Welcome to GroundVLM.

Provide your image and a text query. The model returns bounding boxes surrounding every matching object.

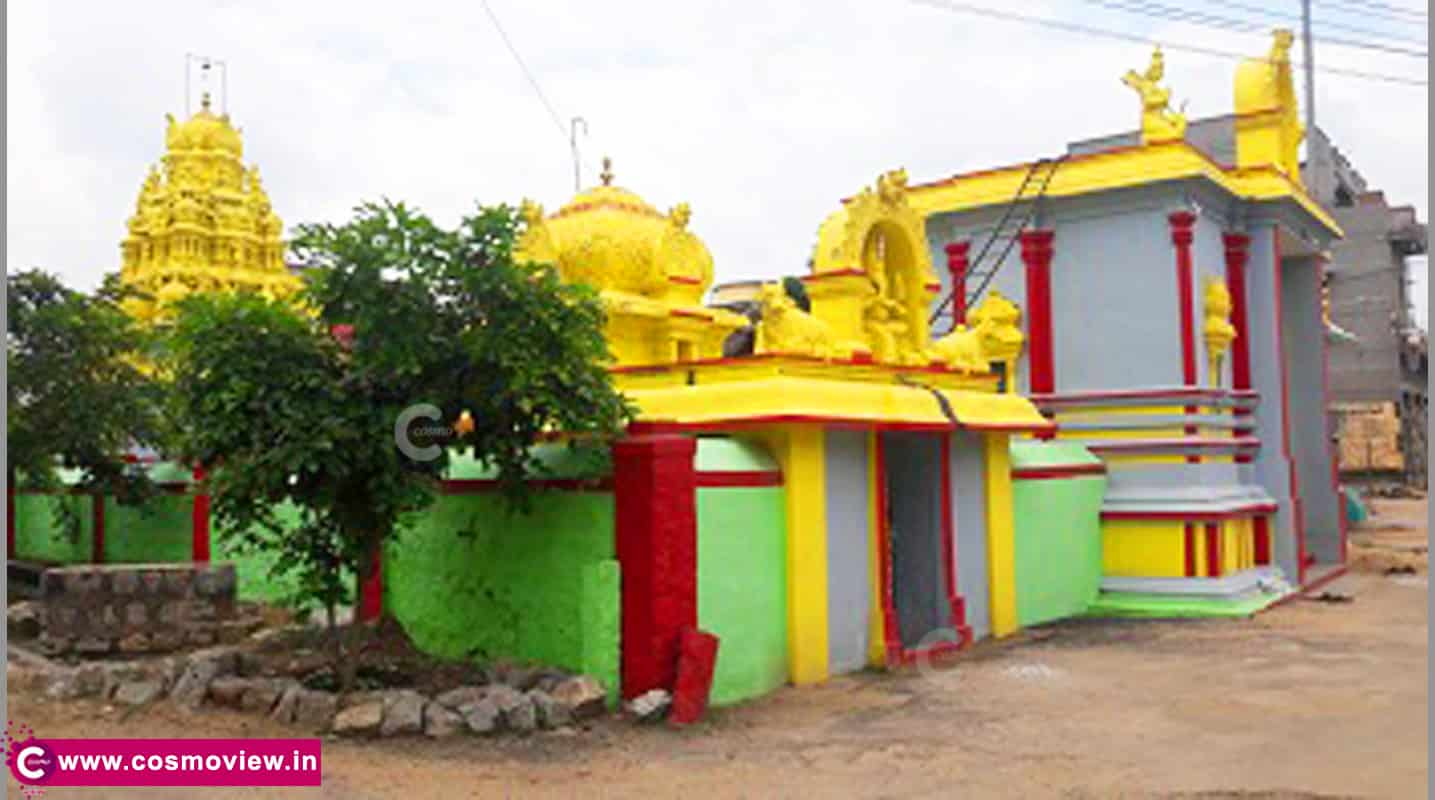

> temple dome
[516,158,714,304]
[165,95,243,158]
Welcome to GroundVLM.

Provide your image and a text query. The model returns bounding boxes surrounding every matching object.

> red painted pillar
[1170,212,1199,568]
[613,432,698,700]
[7,480,15,560]
[359,546,384,622]
[91,492,106,563]
[1253,516,1271,566]
[1204,522,1222,578]
[1223,233,1253,391]
[944,240,971,326]
[1169,211,1199,387]
[1019,229,1056,394]
[191,467,211,562]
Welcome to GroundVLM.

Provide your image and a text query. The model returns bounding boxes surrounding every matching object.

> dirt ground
[7,499,1428,799]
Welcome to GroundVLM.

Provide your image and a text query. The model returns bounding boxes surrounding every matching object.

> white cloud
[7,0,1427,298]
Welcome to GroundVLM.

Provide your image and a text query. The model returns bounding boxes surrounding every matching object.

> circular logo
[11,739,57,785]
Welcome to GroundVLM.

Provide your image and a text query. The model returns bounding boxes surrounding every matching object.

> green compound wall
[11,463,303,604]
[695,437,788,707]
[1011,442,1107,627]
[382,447,621,699]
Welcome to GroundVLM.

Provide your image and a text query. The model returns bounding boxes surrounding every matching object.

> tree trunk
[337,535,379,693]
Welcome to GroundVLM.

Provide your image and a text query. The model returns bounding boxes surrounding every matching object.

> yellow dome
[516,158,714,303]
[165,95,243,158]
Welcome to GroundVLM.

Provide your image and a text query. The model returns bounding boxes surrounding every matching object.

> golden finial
[600,156,614,186]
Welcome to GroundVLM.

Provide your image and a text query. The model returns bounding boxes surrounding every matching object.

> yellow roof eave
[908,141,1341,238]
[625,376,1053,433]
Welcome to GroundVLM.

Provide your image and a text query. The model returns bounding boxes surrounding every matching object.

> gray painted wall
[1243,221,1301,580]
[824,430,871,675]
[949,430,990,640]
[881,432,950,649]
[927,184,1217,393]
[1281,256,1344,564]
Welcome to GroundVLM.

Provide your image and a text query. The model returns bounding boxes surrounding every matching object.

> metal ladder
[930,155,1065,334]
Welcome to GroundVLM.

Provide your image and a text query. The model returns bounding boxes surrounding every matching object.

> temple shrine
[12,31,1350,708]
[118,92,300,322]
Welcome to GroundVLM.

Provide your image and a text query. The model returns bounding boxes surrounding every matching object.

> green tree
[166,201,631,688]
[7,270,167,542]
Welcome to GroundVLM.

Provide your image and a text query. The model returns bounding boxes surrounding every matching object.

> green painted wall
[1011,442,1107,627]
[11,463,301,604]
[695,437,788,707]
[13,493,93,563]
[383,490,619,694]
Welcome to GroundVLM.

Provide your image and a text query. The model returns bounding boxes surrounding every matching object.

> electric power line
[479,0,570,141]
[1198,0,1428,46]
[1316,0,1428,23]
[906,0,1428,86]
[1075,0,1428,58]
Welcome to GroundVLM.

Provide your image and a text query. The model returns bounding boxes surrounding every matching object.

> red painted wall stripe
[1225,233,1255,464]
[1021,229,1057,395]
[873,438,903,659]
[1012,464,1108,480]
[1101,504,1278,521]
[694,471,782,488]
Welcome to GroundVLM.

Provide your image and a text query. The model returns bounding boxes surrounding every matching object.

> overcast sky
[7,0,1428,327]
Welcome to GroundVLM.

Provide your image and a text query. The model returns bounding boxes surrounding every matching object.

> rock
[241,680,292,714]
[7,665,49,693]
[170,657,223,708]
[117,633,153,653]
[332,702,383,737]
[460,697,502,735]
[100,663,154,699]
[625,689,671,723]
[505,693,537,733]
[270,684,302,723]
[8,602,41,639]
[529,690,571,729]
[551,675,608,721]
[338,690,385,710]
[74,636,114,656]
[379,690,425,737]
[218,618,264,645]
[435,686,488,710]
[37,633,73,657]
[74,664,107,696]
[188,646,241,677]
[207,677,254,708]
[291,689,338,732]
[114,680,164,706]
[423,702,464,739]
[45,670,83,700]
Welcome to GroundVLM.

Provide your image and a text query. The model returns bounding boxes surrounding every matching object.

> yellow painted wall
[1103,520,1187,577]
[983,433,1018,637]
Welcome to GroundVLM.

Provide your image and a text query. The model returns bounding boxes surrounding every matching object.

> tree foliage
[7,269,167,511]
[166,201,631,681]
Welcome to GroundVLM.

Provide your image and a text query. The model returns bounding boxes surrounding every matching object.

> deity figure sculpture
[756,283,834,358]
[1122,47,1187,143]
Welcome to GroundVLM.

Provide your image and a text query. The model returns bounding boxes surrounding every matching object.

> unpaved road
[9,499,1428,799]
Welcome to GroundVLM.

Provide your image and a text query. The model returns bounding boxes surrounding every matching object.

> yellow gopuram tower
[119,92,300,322]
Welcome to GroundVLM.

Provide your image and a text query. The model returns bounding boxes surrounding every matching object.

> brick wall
[37,563,237,657]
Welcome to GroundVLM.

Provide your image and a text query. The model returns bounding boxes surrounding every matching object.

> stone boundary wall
[37,563,238,656]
